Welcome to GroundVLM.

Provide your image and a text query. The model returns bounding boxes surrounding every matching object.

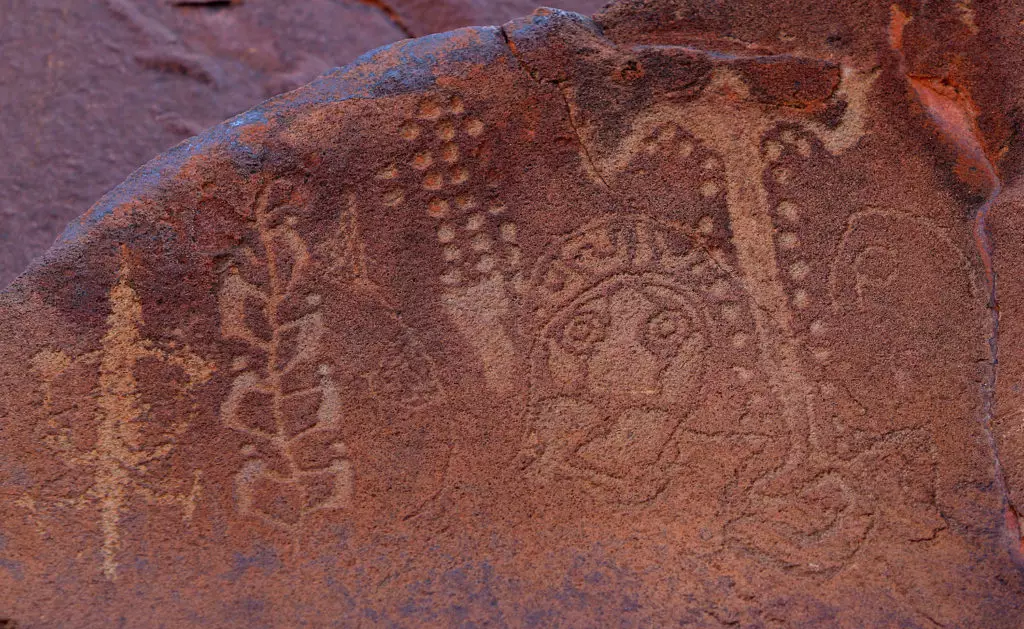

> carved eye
[559,303,609,355]
[643,309,692,358]
[854,246,897,284]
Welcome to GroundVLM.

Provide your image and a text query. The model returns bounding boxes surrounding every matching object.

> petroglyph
[322,193,391,304]
[218,182,353,531]
[385,94,522,395]
[32,251,213,580]
[5,3,1023,623]
[580,63,882,562]
[368,330,443,411]
[520,215,777,504]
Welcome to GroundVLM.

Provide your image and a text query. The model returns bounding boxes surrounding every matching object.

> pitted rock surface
[2,1,1024,626]
[0,0,607,288]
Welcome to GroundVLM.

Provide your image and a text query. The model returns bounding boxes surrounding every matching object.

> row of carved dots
[763,129,829,358]
[385,94,522,286]
[378,94,483,209]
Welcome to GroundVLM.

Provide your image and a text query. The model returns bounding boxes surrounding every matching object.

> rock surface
[2,0,1024,626]
[0,0,607,288]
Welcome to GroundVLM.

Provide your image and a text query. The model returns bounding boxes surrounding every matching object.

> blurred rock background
[0,0,606,287]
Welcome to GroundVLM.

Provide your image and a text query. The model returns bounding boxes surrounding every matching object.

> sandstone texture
[0,0,606,287]
[2,0,1024,626]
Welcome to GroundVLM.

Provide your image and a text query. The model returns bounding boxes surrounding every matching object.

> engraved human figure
[34,250,213,580]
[522,216,779,505]
[530,278,705,501]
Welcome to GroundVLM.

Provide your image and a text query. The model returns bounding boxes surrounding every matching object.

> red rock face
[0,0,607,288]
[1,1,1023,626]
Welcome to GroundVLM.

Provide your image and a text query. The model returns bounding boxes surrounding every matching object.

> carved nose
[589,342,663,398]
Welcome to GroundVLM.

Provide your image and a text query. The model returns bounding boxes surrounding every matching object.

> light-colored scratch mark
[34,249,214,580]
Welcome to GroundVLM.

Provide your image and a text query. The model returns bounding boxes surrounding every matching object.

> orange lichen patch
[238,121,273,147]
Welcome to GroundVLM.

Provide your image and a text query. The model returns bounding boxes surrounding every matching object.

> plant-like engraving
[218,180,353,531]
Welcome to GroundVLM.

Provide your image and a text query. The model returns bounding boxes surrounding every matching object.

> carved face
[521,216,763,504]
[541,275,706,410]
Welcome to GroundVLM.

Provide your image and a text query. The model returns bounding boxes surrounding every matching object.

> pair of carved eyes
[558,304,694,359]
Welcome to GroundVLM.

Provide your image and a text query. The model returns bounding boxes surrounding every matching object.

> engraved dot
[700,181,720,198]
[793,289,810,309]
[702,157,720,171]
[231,356,249,372]
[437,223,456,243]
[734,367,754,383]
[813,348,831,362]
[796,138,812,158]
[428,199,450,218]
[411,152,434,170]
[240,444,258,457]
[776,201,799,222]
[423,171,443,190]
[731,333,749,348]
[441,269,463,286]
[437,122,456,141]
[774,167,791,185]
[400,122,421,141]
[286,216,299,226]
[721,303,740,322]
[418,99,442,120]
[764,140,783,161]
[488,203,506,215]
[465,119,484,137]
[377,165,399,180]
[778,232,799,250]
[449,95,466,115]
[317,363,332,377]
[450,168,470,185]
[443,246,461,262]
[471,232,493,252]
[455,195,477,210]
[383,190,405,207]
[306,294,322,306]
[500,223,517,242]
[789,261,811,281]
[466,213,486,231]
[440,143,459,163]
[476,255,496,273]
[678,141,694,159]
[697,216,715,235]
[507,245,522,268]
[809,320,826,336]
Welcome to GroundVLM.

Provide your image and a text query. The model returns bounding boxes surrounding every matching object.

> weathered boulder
[0,0,607,287]
[1,0,1022,626]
